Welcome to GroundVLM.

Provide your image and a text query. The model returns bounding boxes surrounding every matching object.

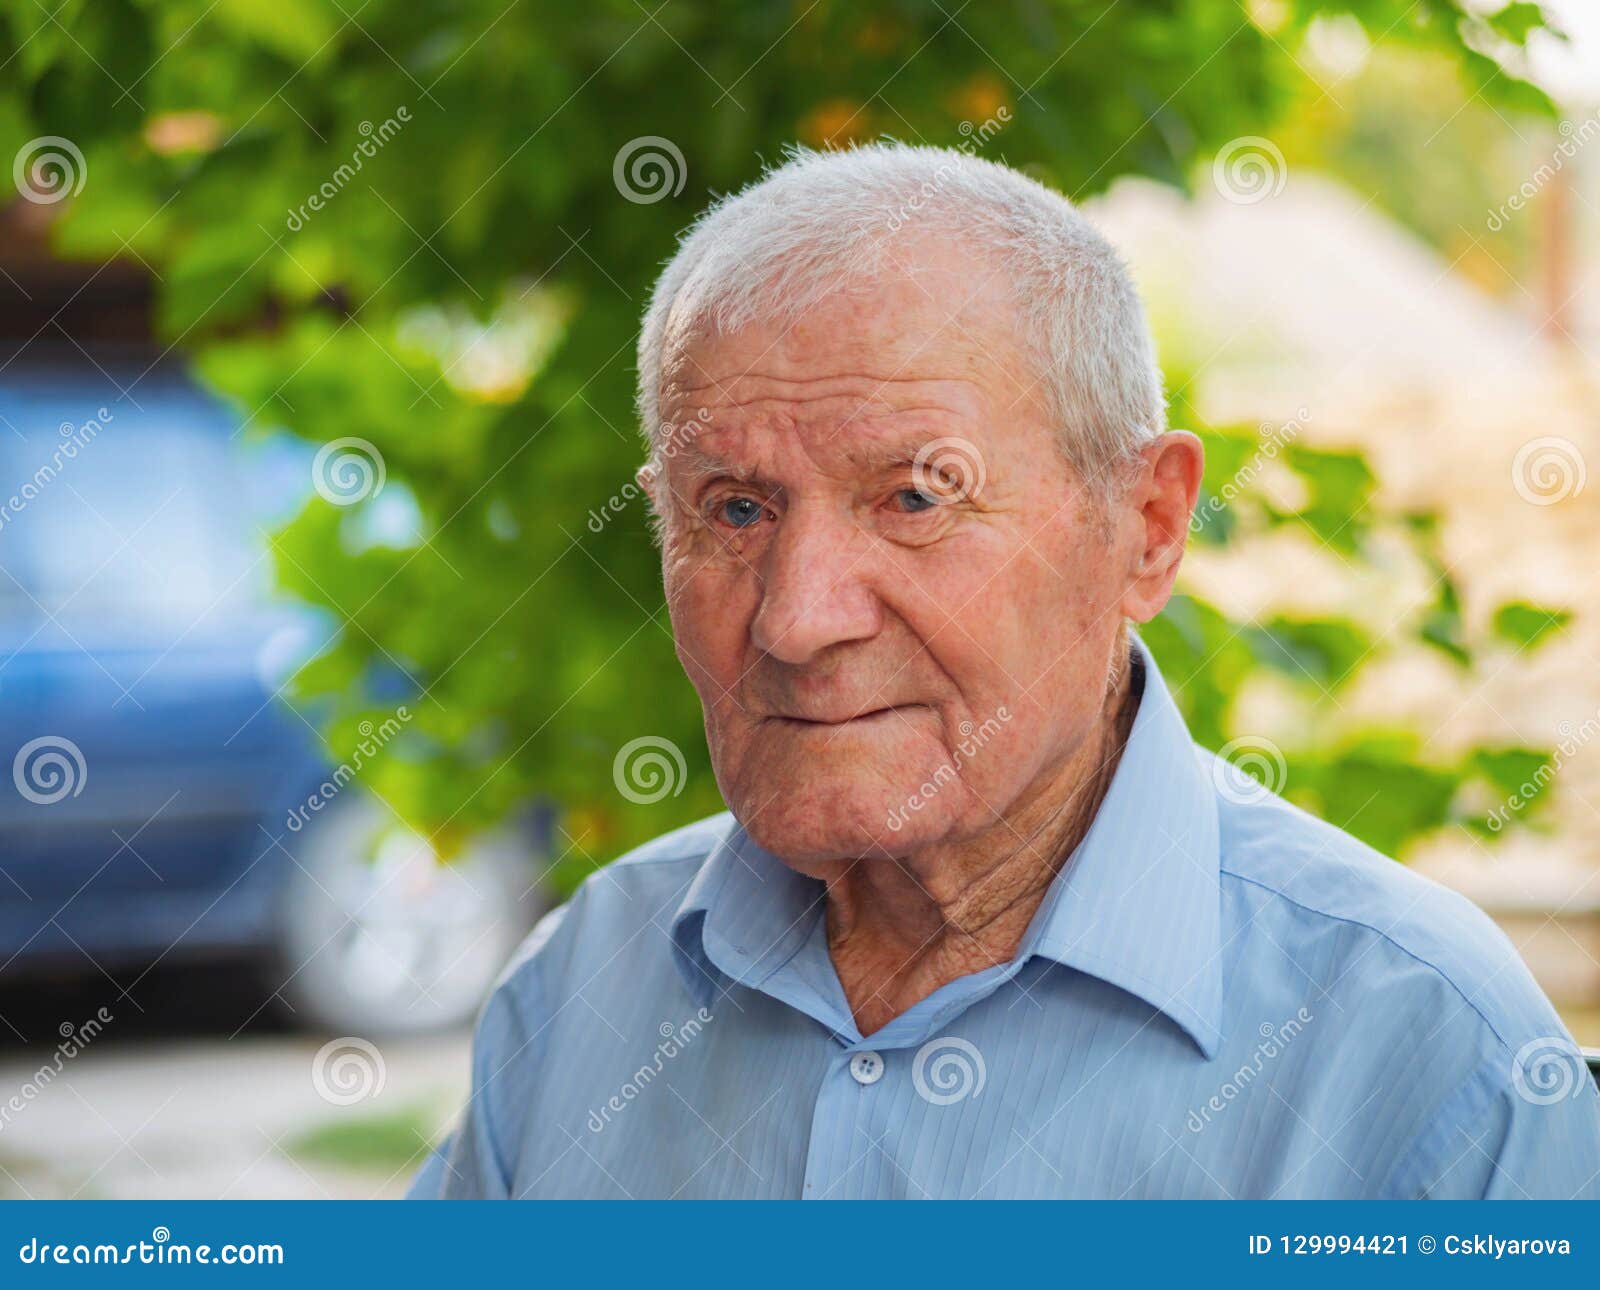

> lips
[768,703,921,727]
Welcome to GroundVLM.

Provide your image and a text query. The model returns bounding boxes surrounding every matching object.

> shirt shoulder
[486,811,732,1009]
[432,814,733,1197]
[1212,757,1563,1060]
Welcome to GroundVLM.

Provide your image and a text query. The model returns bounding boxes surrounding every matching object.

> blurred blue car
[0,357,546,1034]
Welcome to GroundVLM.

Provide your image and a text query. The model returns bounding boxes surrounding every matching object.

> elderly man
[410,145,1600,1199]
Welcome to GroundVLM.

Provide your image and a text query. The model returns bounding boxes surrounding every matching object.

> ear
[1119,431,1203,623]
[637,461,669,547]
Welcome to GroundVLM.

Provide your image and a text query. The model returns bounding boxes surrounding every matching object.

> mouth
[768,704,922,730]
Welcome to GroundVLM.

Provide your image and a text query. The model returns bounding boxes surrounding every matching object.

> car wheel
[270,795,547,1036]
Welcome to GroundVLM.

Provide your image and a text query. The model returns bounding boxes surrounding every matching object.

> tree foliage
[0,0,1569,884]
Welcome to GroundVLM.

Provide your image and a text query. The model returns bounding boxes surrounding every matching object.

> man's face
[652,243,1151,865]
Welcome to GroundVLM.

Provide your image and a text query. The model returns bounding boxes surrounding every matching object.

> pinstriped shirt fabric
[409,643,1600,1199]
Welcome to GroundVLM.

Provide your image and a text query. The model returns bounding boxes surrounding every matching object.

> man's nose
[749,508,882,665]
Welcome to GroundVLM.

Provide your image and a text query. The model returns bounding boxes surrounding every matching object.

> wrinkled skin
[647,237,1201,1032]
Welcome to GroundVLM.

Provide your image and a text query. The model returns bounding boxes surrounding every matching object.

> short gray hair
[635,142,1165,489]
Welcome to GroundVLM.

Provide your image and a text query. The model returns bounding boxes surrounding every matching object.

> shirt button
[849,1051,885,1086]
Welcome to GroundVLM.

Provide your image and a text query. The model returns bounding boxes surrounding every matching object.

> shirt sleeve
[405,952,553,1199]
[404,1136,453,1199]
[408,899,573,1199]
[1387,1044,1600,1199]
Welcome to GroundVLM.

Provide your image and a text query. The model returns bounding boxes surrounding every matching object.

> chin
[712,712,972,862]
[730,764,967,864]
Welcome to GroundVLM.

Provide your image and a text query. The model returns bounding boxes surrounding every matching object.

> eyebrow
[670,447,781,494]
[668,420,957,489]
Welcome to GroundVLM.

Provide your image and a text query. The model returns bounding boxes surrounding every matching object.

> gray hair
[635,142,1165,490]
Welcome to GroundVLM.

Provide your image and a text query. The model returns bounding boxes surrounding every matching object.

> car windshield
[0,365,309,629]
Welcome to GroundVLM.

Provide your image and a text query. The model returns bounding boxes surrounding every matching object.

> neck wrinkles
[824,644,1143,1032]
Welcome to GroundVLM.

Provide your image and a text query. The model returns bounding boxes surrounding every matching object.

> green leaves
[211,0,345,65]
[3,0,1561,879]
[1246,616,1374,689]
[1167,367,1565,859]
[1273,445,1377,555]
[1484,1,1550,46]
[1419,571,1471,667]
[1138,595,1256,752]
[1285,734,1464,859]
[1492,600,1572,652]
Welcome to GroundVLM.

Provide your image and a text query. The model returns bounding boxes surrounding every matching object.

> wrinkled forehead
[657,236,1036,423]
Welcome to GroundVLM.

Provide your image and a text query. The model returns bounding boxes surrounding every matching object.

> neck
[826,651,1142,1037]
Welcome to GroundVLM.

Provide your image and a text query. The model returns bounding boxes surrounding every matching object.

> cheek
[899,534,1120,761]
[899,536,1073,698]
[665,557,755,695]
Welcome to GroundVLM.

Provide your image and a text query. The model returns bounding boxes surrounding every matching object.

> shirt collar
[669,636,1224,1058]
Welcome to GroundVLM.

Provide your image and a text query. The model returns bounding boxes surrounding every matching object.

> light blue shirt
[410,643,1600,1199]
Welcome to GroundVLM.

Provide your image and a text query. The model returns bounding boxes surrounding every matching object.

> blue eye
[718,497,765,528]
[893,488,938,513]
